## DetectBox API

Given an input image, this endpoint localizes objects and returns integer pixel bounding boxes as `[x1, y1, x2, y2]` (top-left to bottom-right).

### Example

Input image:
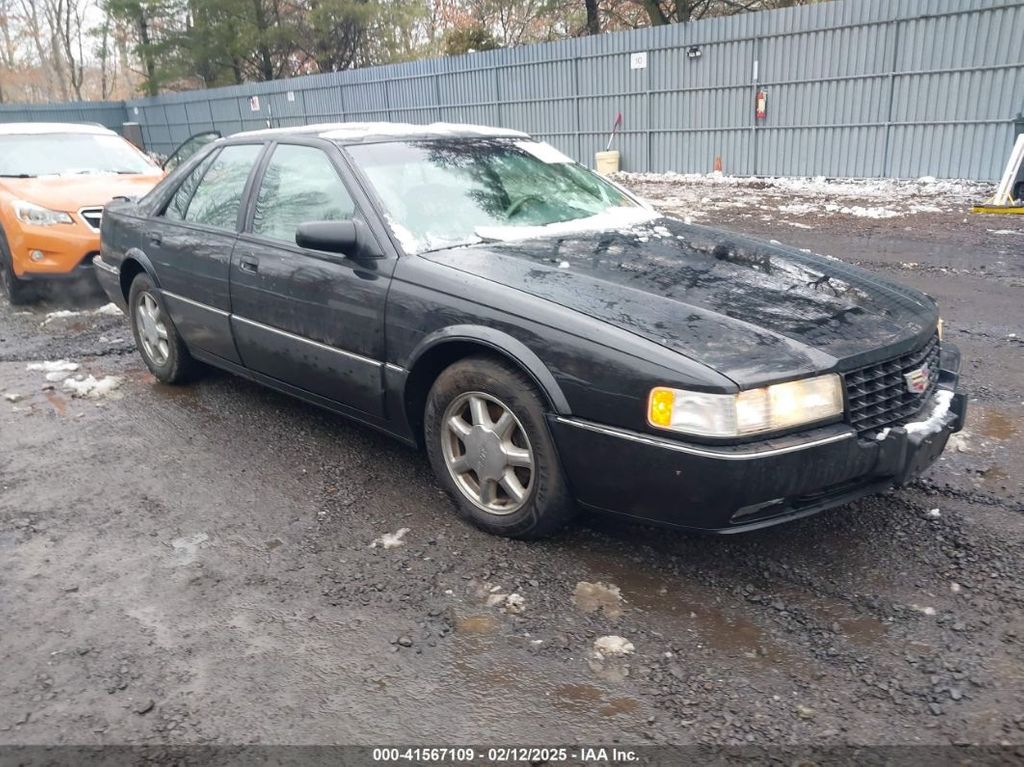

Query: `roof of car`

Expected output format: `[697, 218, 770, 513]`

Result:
[235, 121, 529, 143]
[0, 122, 116, 136]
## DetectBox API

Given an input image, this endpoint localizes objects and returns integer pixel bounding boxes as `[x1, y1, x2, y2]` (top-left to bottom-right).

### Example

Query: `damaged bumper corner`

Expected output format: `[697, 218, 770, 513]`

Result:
[548, 346, 967, 534]
[875, 387, 967, 486]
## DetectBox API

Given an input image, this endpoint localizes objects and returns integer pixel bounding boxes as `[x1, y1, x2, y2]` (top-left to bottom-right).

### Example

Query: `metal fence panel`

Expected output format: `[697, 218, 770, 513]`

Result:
[0, 0, 1020, 179]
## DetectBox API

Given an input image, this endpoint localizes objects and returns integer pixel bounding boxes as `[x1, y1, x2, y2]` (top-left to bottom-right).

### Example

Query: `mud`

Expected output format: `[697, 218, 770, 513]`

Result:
[1, 181, 1023, 748]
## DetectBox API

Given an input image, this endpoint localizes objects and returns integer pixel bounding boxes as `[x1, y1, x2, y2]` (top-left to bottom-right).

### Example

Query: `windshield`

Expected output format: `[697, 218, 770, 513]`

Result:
[0, 133, 157, 177]
[346, 139, 638, 253]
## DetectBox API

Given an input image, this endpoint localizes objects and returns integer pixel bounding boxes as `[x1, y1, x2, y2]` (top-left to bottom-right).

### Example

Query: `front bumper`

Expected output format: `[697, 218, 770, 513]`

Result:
[550, 351, 966, 533]
[8, 221, 100, 279]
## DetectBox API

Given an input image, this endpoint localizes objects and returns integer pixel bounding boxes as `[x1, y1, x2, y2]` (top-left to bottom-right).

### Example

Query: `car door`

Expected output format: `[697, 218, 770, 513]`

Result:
[229, 140, 395, 417]
[162, 131, 221, 173]
[148, 142, 265, 364]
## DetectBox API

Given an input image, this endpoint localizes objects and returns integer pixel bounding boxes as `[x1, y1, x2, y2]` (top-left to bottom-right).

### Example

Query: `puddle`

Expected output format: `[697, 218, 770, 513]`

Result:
[575, 552, 772, 659]
[44, 391, 67, 416]
[152, 382, 205, 410]
[978, 408, 1017, 441]
[555, 683, 603, 704]
[599, 697, 640, 717]
[170, 532, 209, 566]
[836, 617, 888, 646]
[553, 683, 640, 718]
[778, 587, 890, 648]
[573, 581, 624, 619]
[454, 614, 499, 635]
[980, 465, 1009, 488]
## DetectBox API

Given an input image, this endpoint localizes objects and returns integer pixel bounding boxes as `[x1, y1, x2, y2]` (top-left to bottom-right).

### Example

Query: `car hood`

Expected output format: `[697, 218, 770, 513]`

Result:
[0, 172, 164, 212]
[422, 216, 938, 386]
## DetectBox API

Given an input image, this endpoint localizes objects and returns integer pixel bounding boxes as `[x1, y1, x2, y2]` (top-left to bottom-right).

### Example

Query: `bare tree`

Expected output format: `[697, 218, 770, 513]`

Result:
[44, 0, 90, 99]
[16, 0, 60, 97]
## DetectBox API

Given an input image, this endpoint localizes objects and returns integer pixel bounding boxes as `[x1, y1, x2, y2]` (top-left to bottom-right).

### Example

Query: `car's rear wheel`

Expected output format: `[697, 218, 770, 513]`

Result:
[128, 273, 196, 383]
[0, 229, 33, 305]
[424, 355, 576, 538]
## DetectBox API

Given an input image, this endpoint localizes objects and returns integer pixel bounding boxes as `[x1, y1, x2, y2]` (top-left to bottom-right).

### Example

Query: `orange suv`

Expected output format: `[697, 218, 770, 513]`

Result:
[0, 122, 164, 303]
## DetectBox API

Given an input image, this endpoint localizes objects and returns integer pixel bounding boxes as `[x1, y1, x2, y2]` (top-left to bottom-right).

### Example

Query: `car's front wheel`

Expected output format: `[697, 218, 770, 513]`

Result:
[424, 355, 576, 538]
[128, 273, 196, 383]
[0, 230, 33, 305]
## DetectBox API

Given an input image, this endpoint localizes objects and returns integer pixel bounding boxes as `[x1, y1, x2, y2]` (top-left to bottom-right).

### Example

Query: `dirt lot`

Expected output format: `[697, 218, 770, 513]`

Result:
[1, 175, 1022, 750]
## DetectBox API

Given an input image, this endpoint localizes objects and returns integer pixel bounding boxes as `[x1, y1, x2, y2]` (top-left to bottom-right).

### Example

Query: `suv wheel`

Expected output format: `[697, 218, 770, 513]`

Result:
[0, 230, 33, 305]
[424, 355, 576, 538]
[128, 273, 196, 383]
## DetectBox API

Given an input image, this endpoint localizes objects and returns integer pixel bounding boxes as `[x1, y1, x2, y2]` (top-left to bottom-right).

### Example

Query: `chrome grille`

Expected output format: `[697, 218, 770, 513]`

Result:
[844, 334, 941, 435]
[79, 207, 103, 231]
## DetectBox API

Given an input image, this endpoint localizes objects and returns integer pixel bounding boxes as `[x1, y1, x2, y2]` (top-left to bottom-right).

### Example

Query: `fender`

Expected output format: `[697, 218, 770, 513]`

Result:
[404, 324, 571, 415]
[118, 247, 161, 294]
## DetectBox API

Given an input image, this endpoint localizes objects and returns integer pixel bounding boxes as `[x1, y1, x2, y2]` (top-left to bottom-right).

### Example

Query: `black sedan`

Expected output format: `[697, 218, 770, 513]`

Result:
[94, 122, 967, 538]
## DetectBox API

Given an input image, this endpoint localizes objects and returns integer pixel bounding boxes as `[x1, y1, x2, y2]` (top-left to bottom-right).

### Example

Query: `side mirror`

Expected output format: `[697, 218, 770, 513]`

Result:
[295, 220, 383, 260]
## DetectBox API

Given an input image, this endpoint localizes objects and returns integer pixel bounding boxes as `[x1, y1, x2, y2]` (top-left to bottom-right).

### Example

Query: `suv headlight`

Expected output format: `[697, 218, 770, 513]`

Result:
[648, 374, 844, 438]
[13, 200, 74, 226]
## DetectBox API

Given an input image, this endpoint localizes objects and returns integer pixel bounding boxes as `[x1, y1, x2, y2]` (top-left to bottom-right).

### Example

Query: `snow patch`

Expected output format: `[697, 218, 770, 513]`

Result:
[319, 121, 528, 141]
[40, 303, 123, 326]
[475, 206, 659, 244]
[825, 203, 900, 219]
[26, 360, 79, 374]
[614, 171, 992, 223]
[593, 635, 635, 657]
[904, 390, 955, 437]
[370, 527, 410, 549]
[573, 581, 624, 619]
[62, 375, 123, 399]
[504, 593, 526, 614]
[171, 532, 209, 566]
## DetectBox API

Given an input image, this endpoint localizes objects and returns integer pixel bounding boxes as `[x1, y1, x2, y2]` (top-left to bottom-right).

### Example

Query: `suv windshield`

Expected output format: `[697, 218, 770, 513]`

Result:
[346, 139, 639, 253]
[0, 132, 157, 177]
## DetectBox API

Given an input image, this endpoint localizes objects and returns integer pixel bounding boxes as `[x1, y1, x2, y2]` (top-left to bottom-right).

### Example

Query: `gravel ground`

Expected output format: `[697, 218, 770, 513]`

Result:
[1, 175, 1022, 751]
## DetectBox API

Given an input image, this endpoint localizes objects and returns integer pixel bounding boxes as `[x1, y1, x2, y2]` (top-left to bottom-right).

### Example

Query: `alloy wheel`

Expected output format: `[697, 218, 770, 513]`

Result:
[135, 292, 170, 366]
[441, 391, 535, 516]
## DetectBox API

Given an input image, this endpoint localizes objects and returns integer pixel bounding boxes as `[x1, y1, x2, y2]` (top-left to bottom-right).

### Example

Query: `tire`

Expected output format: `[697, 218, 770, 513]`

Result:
[128, 272, 196, 383]
[0, 228, 34, 305]
[424, 355, 576, 539]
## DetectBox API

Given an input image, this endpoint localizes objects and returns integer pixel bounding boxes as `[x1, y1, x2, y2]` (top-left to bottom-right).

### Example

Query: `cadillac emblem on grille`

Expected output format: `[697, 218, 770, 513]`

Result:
[904, 365, 931, 394]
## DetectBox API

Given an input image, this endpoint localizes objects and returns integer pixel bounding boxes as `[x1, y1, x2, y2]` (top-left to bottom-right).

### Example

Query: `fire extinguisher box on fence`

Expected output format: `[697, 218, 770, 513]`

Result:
[595, 150, 620, 175]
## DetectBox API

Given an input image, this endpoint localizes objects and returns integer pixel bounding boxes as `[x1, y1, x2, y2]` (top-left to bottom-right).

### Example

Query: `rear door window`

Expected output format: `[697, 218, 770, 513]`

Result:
[164, 151, 217, 221]
[181, 144, 263, 232]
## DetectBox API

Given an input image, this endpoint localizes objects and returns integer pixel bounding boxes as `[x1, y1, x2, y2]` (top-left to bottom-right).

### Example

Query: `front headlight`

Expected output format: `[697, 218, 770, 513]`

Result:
[648, 374, 844, 438]
[13, 200, 74, 226]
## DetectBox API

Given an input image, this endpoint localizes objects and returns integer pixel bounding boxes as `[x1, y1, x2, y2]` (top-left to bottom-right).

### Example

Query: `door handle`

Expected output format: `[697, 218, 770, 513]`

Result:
[149, 233, 162, 245]
[239, 256, 259, 273]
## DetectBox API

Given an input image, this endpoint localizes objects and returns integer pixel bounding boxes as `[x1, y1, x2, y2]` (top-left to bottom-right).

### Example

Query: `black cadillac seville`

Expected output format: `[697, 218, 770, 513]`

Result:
[94, 122, 967, 539]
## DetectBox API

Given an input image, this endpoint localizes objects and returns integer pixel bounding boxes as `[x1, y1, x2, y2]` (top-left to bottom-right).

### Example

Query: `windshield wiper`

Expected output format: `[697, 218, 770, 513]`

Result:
[0, 173, 32, 178]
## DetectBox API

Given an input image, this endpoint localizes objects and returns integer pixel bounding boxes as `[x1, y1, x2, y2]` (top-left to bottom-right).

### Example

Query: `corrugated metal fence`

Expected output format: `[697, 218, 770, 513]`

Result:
[2, 0, 1022, 180]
